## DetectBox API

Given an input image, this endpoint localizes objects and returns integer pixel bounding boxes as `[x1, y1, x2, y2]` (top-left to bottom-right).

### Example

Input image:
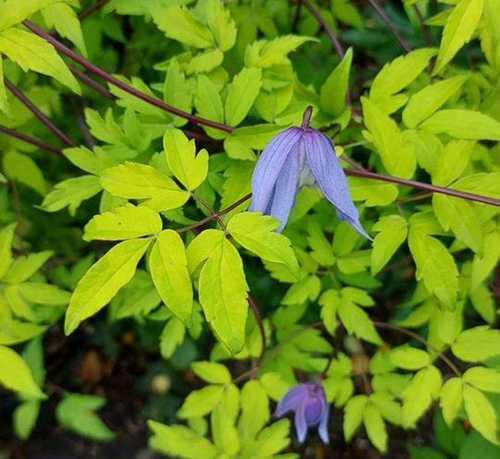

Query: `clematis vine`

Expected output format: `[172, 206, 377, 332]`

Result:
[275, 382, 330, 444]
[250, 106, 370, 239]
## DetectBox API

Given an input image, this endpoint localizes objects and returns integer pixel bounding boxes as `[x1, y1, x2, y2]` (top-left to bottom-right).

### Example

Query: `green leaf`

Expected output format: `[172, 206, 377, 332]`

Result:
[0, 27, 79, 93]
[13, 400, 40, 440]
[56, 393, 115, 441]
[19, 282, 71, 305]
[211, 384, 240, 455]
[225, 67, 262, 126]
[42, 175, 102, 215]
[65, 238, 151, 335]
[2, 251, 53, 284]
[362, 97, 416, 178]
[471, 232, 500, 290]
[371, 215, 407, 275]
[420, 110, 500, 140]
[42, 2, 87, 56]
[0, 0, 59, 31]
[192, 361, 231, 384]
[3, 150, 48, 195]
[344, 395, 368, 440]
[101, 162, 190, 211]
[403, 75, 468, 128]
[0, 345, 45, 399]
[0, 54, 7, 113]
[464, 367, 500, 393]
[390, 346, 431, 370]
[164, 128, 208, 191]
[432, 140, 474, 186]
[252, 419, 291, 457]
[0, 223, 16, 279]
[84, 204, 162, 241]
[320, 47, 353, 116]
[439, 377, 463, 426]
[163, 58, 191, 126]
[227, 212, 299, 275]
[239, 380, 270, 440]
[149, 230, 193, 324]
[153, 5, 214, 48]
[148, 421, 218, 459]
[199, 238, 248, 354]
[186, 229, 225, 273]
[338, 295, 382, 345]
[349, 177, 399, 206]
[463, 385, 498, 444]
[194, 75, 225, 140]
[434, 0, 485, 74]
[408, 228, 458, 309]
[363, 403, 388, 453]
[452, 327, 500, 362]
[178, 385, 225, 418]
[433, 194, 482, 254]
[459, 431, 500, 459]
[202, 0, 236, 51]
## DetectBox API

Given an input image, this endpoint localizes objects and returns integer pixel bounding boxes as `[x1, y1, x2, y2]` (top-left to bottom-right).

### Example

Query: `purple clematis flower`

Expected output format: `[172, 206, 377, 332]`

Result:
[250, 106, 370, 239]
[275, 382, 330, 444]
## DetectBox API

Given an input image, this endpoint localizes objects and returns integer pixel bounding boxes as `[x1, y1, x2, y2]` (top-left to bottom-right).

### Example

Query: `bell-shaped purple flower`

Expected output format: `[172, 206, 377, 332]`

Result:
[250, 107, 370, 239]
[275, 382, 330, 444]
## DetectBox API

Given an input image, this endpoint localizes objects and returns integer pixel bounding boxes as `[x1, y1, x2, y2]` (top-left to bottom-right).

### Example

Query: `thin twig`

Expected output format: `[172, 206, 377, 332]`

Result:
[367, 0, 412, 53]
[5, 78, 75, 147]
[70, 65, 115, 100]
[0, 125, 62, 155]
[79, 0, 111, 21]
[248, 296, 267, 361]
[23, 20, 234, 134]
[301, 0, 345, 58]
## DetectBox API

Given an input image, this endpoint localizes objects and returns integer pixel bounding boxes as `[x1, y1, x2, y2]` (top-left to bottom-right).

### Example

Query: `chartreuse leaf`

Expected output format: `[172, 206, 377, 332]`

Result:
[199, 237, 249, 354]
[56, 393, 115, 441]
[403, 75, 468, 128]
[227, 212, 299, 275]
[194, 75, 225, 140]
[186, 229, 225, 273]
[464, 367, 500, 393]
[202, 0, 236, 51]
[251, 419, 291, 457]
[19, 282, 71, 305]
[0, 345, 45, 399]
[160, 317, 185, 359]
[432, 140, 474, 186]
[402, 366, 442, 428]
[408, 227, 458, 309]
[421, 110, 500, 140]
[164, 59, 191, 127]
[14, 400, 40, 440]
[101, 162, 190, 211]
[178, 385, 225, 418]
[239, 380, 270, 440]
[440, 377, 463, 426]
[149, 230, 193, 324]
[65, 238, 151, 335]
[3, 251, 52, 284]
[0, 28, 79, 93]
[0, 0, 59, 31]
[451, 326, 500, 362]
[344, 395, 368, 440]
[0, 54, 8, 114]
[41, 2, 87, 56]
[349, 177, 398, 206]
[164, 129, 208, 191]
[42, 175, 102, 215]
[225, 68, 262, 126]
[320, 47, 353, 116]
[192, 361, 231, 384]
[434, 0, 485, 74]
[149, 421, 218, 459]
[371, 215, 407, 275]
[362, 97, 416, 178]
[363, 402, 388, 453]
[471, 232, 500, 291]
[84, 204, 162, 241]
[390, 346, 431, 370]
[3, 150, 48, 195]
[211, 384, 240, 455]
[463, 385, 499, 444]
[0, 223, 16, 279]
[153, 5, 214, 48]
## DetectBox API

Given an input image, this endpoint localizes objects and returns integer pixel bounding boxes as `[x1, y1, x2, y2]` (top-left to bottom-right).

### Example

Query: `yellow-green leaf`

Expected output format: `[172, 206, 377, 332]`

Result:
[371, 215, 407, 275]
[225, 67, 262, 126]
[0, 223, 16, 280]
[363, 403, 387, 453]
[439, 377, 463, 426]
[463, 385, 499, 444]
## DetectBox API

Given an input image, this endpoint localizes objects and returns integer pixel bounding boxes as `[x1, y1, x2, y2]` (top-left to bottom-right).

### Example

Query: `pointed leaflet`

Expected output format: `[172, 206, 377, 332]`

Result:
[65, 239, 151, 335]
[225, 68, 262, 126]
[0, 0, 59, 31]
[199, 237, 249, 354]
[186, 229, 225, 273]
[320, 48, 353, 116]
[2, 251, 53, 284]
[371, 215, 407, 275]
[164, 129, 208, 191]
[3, 151, 48, 195]
[149, 230, 193, 324]
[344, 395, 368, 440]
[178, 385, 225, 418]
[194, 75, 225, 140]
[363, 403, 387, 453]
[0, 345, 45, 399]
[0, 223, 16, 279]
[0, 54, 8, 114]
[227, 212, 299, 275]
[191, 361, 231, 385]
[463, 385, 499, 444]
[464, 367, 500, 393]
[0, 28, 79, 94]
[434, 0, 485, 74]
[84, 204, 162, 241]
[439, 377, 463, 426]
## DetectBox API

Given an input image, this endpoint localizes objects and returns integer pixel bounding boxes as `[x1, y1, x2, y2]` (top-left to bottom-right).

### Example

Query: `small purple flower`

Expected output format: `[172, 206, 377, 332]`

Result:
[250, 107, 370, 239]
[275, 382, 330, 444]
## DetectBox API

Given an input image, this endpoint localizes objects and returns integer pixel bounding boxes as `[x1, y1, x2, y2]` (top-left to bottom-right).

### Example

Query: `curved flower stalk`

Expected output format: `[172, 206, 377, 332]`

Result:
[275, 382, 330, 444]
[250, 107, 370, 239]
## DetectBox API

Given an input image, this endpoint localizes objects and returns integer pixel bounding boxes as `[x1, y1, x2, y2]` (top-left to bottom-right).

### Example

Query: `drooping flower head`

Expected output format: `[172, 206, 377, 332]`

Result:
[250, 107, 370, 239]
[275, 382, 330, 444]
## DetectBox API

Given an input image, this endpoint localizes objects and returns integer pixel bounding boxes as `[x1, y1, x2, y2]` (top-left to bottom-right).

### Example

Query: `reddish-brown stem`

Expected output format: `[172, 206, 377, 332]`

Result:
[69, 65, 115, 100]
[367, 0, 412, 53]
[23, 20, 234, 134]
[5, 78, 75, 147]
[0, 124, 62, 155]
[248, 296, 267, 361]
[301, 0, 345, 58]
[79, 0, 111, 21]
